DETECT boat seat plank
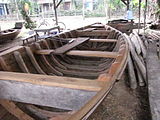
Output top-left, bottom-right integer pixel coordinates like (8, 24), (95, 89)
(35, 50), (118, 59)
(66, 50), (118, 58)
(53, 37), (89, 54)
(35, 49), (54, 55)
(64, 38), (117, 43)
(0, 72), (100, 110)
(0, 71), (104, 91)
(77, 30), (110, 37)
(81, 28), (97, 32)
(90, 24), (105, 28)
(89, 39), (117, 42)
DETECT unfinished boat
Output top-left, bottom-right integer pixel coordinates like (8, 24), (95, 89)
(0, 22), (22, 43)
(0, 23), (129, 120)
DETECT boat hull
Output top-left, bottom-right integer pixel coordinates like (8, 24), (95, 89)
(0, 29), (21, 43)
(0, 23), (129, 120)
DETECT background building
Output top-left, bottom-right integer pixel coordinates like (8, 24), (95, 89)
(0, 0), (9, 15)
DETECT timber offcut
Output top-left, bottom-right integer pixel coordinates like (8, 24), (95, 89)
(0, 23), (129, 120)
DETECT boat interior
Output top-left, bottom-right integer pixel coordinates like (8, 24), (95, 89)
(0, 23), (129, 120)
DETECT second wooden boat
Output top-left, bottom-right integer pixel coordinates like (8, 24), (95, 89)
(0, 22), (22, 43)
(0, 23), (129, 120)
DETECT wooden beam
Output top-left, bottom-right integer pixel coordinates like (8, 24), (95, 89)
(53, 37), (89, 54)
(53, 37), (117, 43)
(35, 49), (54, 55)
(66, 50), (118, 58)
(77, 30), (111, 37)
(0, 71), (103, 92)
(90, 24), (105, 28)
(82, 28), (97, 32)
(35, 50), (118, 58)
(89, 39), (117, 42)
(0, 71), (104, 110)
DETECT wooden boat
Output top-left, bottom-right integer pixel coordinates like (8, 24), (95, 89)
(0, 23), (129, 120)
(108, 19), (133, 34)
(0, 22), (22, 43)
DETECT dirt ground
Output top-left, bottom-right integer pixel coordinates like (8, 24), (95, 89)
(89, 72), (151, 120)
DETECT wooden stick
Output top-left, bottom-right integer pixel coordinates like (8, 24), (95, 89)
(89, 39), (117, 42)
(77, 30), (110, 37)
(127, 53), (137, 89)
(133, 31), (147, 58)
(135, 63), (145, 86)
(124, 34), (146, 80)
(130, 33), (141, 55)
(66, 50), (118, 58)
(53, 37), (89, 54)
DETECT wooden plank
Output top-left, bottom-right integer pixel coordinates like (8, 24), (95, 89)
(52, 37), (117, 43)
(90, 24), (105, 28)
(35, 50), (118, 58)
(77, 30), (111, 37)
(54, 37), (89, 54)
(124, 34), (146, 80)
(89, 39), (117, 42)
(66, 50), (118, 58)
(0, 71), (103, 91)
(35, 49), (54, 55)
(0, 72), (98, 110)
(133, 30), (147, 58)
(0, 46), (23, 56)
(82, 28), (96, 32)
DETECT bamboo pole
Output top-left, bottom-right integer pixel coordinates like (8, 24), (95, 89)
(138, 0), (141, 34)
(127, 53), (137, 89)
(144, 0), (148, 33)
(82, 0), (85, 20)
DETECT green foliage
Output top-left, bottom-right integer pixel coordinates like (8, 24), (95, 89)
(157, 0), (160, 8)
(74, 0), (82, 10)
(85, 10), (105, 17)
(17, 0), (36, 29)
(131, 0), (145, 8)
(109, 0), (125, 10)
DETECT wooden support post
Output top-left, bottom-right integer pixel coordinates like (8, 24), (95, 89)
(138, 0), (141, 34)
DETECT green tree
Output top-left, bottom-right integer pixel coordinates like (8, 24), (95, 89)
(17, 0), (36, 29)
